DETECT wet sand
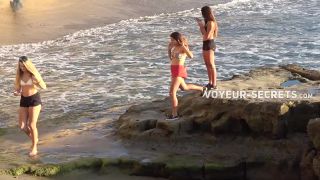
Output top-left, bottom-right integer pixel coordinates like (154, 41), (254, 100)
(0, 0), (215, 45)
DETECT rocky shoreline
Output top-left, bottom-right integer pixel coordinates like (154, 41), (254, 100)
(1, 64), (319, 179)
(116, 64), (320, 179)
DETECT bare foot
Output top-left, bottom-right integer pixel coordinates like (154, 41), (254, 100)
(29, 141), (38, 157)
(29, 148), (38, 157)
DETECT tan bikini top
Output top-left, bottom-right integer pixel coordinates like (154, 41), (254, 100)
(20, 79), (33, 86)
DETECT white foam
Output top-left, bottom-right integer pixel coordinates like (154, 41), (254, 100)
(0, 0), (319, 128)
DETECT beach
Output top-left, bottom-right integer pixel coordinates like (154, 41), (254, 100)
(0, 0), (319, 178)
(0, 0), (215, 45)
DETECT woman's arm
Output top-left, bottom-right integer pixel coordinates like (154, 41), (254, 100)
(214, 21), (218, 38)
(181, 44), (193, 59)
(13, 87), (21, 96)
(195, 18), (206, 35)
(203, 21), (216, 40)
(168, 43), (173, 60)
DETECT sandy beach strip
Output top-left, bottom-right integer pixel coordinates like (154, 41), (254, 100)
(0, 0), (216, 45)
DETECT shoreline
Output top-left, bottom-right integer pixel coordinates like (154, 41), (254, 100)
(0, 64), (319, 179)
(0, 0), (222, 45)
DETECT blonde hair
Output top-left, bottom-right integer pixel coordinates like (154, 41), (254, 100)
(15, 57), (47, 91)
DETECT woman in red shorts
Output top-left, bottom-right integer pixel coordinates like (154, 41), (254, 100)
(167, 32), (206, 120)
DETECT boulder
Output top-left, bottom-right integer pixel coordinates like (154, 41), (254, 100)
(307, 118), (320, 150)
(281, 64), (320, 81)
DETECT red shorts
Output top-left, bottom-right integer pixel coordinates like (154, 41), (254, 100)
(171, 65), (187, 78)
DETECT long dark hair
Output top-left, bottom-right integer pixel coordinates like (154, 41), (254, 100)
(170, 32), (188, 46)
(201, 6), (215, 22)
(201, 6), (218, 37)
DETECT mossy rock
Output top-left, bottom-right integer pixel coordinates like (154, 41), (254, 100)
(7, 165), (29, 176)
(205, 161), (245, 179)
(100, 158), (119, 167)
(131, 161), (167, 177)
(99, 158), (135, 175)
(163, 156), (203, 179)
(0, 128), (7, 136)
(60, 157), (102, 174)
(31, 165), (61, 176)
(205, 162), (226, 171)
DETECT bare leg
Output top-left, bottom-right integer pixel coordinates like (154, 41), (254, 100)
(179, 79), (203, 91)
(203, 50), (213, 85)
(204, 50), (217, 87)
(169, 77), (182, 117)
(210, 50), (217, 87)
(19, 107), (31, 138)
(28, 105), (41, 156)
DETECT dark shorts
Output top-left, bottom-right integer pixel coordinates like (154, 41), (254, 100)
(20, 92), (42, 107)
(203, 39), (216, 51)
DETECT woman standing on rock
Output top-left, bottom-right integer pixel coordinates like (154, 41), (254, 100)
(195, 6), (219, 90)
(167, 32), (206, 120)
(13, 56), (46, 156)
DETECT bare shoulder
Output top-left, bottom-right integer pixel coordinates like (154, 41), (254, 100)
(208, 21), (215, 26)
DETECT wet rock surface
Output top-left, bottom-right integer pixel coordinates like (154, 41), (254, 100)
(117, 65), (320, 179)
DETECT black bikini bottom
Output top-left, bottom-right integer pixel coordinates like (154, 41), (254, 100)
(203, 39), (216, 51)
(20, 92), (42, 107)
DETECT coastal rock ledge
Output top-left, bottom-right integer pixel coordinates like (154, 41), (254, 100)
(117, 64), (320, 180)
(117, 65), (320, 139)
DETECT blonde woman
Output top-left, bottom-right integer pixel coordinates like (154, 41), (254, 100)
(13, 56), (46, 156)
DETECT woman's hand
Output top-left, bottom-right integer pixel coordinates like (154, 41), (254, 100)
(178, 40), (188, 50)
(13, 91), (20, 96)
(177, 39), (187, 48)
(180, 42), (193, 59)
(195, 17), (205, 35)
(31, 76), (39, 84)
(195, 17), (203, 27)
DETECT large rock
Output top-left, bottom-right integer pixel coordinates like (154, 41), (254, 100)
(179, 94), (292, 137)
(117, 65), (320, 139)
(289, 103), (320, 133)
(313, 155), (320, 179)
(118, 92), (320, 139)
(281, 64), (320, 81)
(300, 145), (317, 180)
(307, 118), (320, 150)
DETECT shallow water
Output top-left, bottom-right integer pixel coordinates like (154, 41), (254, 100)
(0, 0), (319, 127)
(280, 80), (302, 87)
(308, 88), (320, 96)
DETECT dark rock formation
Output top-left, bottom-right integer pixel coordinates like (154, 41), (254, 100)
(281, 64), (320, 81)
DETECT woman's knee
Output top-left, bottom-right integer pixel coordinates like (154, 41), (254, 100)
(19, 125), (25, 131)
(19, 121), (26, 130)
(28, 123), (37, 130)
(206, 62), (215, 69)
(181, 86), (189, 91)
(169, 91), (176, 97)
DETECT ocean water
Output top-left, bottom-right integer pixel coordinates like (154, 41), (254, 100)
(0, 0), (319, 127)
